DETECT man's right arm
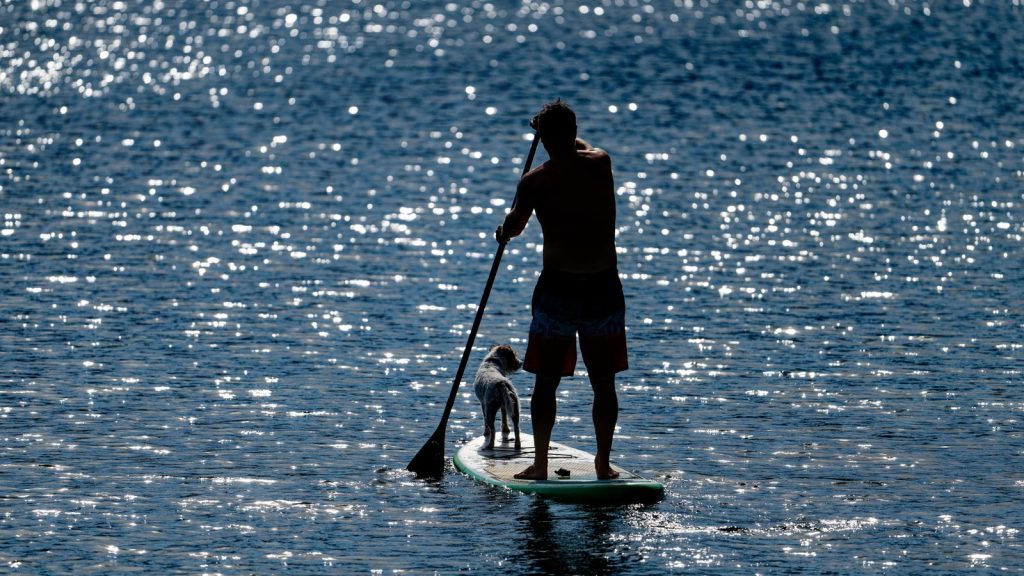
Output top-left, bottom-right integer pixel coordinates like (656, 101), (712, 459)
(495, 178), (535, 244)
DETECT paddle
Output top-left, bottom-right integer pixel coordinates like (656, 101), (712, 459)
(407, 129), (541, 479)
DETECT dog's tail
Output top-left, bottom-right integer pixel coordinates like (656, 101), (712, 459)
(499, 380), (520, 423)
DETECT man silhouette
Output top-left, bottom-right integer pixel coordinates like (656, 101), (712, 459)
(495, 100), (628, 480)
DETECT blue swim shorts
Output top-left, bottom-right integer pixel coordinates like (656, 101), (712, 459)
(524, 268), (628, 377)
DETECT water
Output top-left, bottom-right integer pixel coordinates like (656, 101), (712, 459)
(2, 0), (1022, 572)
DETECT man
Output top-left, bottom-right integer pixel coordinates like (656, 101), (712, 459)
(495, 100), (628, 480)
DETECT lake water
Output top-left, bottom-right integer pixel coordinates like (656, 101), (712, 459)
(2, 0), (1023, 573)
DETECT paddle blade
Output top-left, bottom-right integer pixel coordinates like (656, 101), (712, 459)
(407, 428), (446, 478)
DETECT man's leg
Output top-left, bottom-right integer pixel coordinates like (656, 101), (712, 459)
(514, 374), (560, 480)
(590, 371), (620, 479)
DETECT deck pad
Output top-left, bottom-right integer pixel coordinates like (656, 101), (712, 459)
(453, 433), (664, 504)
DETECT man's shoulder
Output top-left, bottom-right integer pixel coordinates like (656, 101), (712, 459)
(516, 163), (549, 198)
(524, 159), (564, 180)
(520, 162), (547, 183)
(580, 147), (610, 158)
(578, 148), (611, 165)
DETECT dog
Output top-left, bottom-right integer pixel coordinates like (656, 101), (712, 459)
(473, 344), (523, 450)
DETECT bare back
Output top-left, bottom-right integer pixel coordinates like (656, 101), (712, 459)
(505, 148), (617, 274)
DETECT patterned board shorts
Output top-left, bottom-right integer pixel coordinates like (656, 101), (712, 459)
(524, 268), (629, 377)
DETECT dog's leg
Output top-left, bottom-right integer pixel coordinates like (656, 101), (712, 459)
(504, 384), (522, 450)
(483, 403), (496, 450)
(511, 399), (521, 450)
(500, 406), (511, 442)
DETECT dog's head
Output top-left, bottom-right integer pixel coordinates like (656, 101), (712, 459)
(486, 344), (522, 373)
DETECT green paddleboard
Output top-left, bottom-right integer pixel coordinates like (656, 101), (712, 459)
(453, 433), (664, 504)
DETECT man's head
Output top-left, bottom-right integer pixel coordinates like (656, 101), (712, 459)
(535, 100), (577, 157)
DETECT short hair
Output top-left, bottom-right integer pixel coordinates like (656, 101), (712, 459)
(537, 100), (576, 149)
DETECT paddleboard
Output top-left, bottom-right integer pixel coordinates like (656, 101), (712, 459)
(453, 433), (664, 504)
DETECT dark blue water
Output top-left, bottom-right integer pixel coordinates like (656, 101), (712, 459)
(2, 1), (1022, 573)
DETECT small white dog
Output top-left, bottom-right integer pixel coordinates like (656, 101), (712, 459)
(473, 344), (523, 450)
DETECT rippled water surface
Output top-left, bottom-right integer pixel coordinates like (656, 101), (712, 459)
(2, 0), (1023, 573)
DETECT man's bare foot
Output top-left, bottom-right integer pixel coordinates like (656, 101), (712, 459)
(595, 457), (620, 480)
(514, 464), (547, 480)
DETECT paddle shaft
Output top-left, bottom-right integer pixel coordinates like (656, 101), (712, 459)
(408, 133), (540, 476)
(435, 134), (539, 431)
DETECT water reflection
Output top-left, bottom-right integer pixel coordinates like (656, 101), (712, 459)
(516, 500), (628, 575)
